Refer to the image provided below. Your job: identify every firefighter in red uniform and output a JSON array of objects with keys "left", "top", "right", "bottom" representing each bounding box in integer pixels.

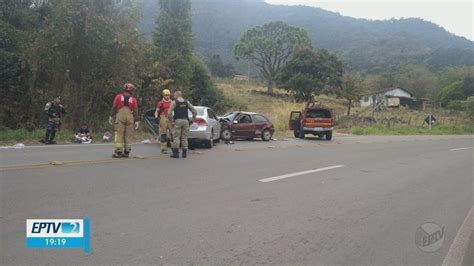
[
  {"left": 155, "top": 89, "right": 173, "bottom": 153},
  {"left": 109, "top": 83, "right": 139, "bottom": 158}
]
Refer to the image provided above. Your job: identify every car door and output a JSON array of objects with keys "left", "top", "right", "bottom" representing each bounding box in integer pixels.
[
  {"left": 207, "top": 108, "right": 220, "bottom": 140},
  {"left": 232, "top": 114, "right": 255, "bottom": 138},
  {"left": 252, "top": 114, "right": 269, "bottom": 136}
]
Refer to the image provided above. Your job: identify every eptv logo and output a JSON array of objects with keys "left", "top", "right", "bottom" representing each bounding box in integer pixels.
[
  {"left": 26, "top": 219, "right": 90, "bottom": 253},
  {"left": 27, "top": 219, "right": 83, "bottom": 238},
  {"left": 30, "top": 221, "right": 80, "bottom": 234}
]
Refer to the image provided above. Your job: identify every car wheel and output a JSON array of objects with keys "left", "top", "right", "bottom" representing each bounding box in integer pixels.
[
  {"left": 325, "top": 131, "right": 333, "bottom": 141},
  {"left": 188, "top": 139, "right": 195, "bottom": 150},
  {"left": 261, "top": 129, "right": 272, "bottom": 141},
  {"left": 220, "top": 128, "right": 232, "bottom": 141},
  {"left": 204, "top": 131, "right": 214, "bottom": 149}
]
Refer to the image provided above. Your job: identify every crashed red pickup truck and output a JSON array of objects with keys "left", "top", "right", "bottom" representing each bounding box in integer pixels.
[{"left": 289, "top": 102, "right": 334, "bottom": 140}]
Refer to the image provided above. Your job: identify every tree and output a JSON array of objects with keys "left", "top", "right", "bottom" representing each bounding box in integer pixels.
[
  {"left": 234, "top": 21, "right": 312, "bottom": 93},
  {"left": 277, "top": 48, "right": 343, "bottom": 102},
  {"left": 338, "top": 73, "right": 366, "bottom": 115},
  {"left": 153, "top": 0, "right": 194, "bottom": 89},
  {"left": 188, "top": 55, "right": 231, "bottom": 113},
  {"left": 437, "top": 75, "right": 474, "bottom": 107},
  {"left": 207, "top": 54, "right": 235, "bottom": 78},
  {"left": 0, "top": 0, "right": 148, "bottom": 129}
]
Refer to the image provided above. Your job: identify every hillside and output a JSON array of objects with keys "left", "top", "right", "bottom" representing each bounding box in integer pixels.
[{"left": 138, "top": 0, "right": 474, "bottom": 74}]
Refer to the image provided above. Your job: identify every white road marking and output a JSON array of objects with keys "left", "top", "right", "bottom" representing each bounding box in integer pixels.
[
  {"left": 449, "top": 147, "right": 472, "bottom": 151},
  {"left": 259, "top": 165, "right": 345, "bottom": 183},
  {"left": 442, "top": 206, "right": 473, "bottom": 266}
]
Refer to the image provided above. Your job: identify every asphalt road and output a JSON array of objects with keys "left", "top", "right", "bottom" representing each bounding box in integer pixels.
[{"left": 0, "top": 135, "right": 472, "bottom": 265}]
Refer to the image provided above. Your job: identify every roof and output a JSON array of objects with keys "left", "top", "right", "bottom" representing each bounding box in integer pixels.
[{"left": 361, "top": 87, "right": 413, "bottom": 97}]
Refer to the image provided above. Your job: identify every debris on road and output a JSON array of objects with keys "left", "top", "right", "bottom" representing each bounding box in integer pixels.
[
  {"left": 13, "top": 143, "right": 25, "bottom": 149},
  {"left": 49, "top": 161, "right": 64, "bottom": 165},
  {"left": 133, "top": 155, "right": 145, "bottom": 159}
]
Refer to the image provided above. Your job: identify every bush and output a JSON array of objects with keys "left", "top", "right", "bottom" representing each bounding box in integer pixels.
[
  {"left": 446, "top": 100, "right": 466, "bottom": 111},
  {"left": 188, "top": 55, "right": 236, "bottom": 113}
]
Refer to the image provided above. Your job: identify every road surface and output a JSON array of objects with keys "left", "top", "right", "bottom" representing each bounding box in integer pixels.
[{"left": 1, "top": 135, "right": 472, "bottom": 265}]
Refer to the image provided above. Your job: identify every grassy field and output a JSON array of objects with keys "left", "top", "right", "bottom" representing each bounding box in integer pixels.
[
  {"left": 215, "top": 79, "right": 348, "bottom": 136},
  {"left": 215, "top": 79, "right": 473, "bottom": 137}
]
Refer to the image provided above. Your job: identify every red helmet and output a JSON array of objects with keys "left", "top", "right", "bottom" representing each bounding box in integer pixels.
[{"left": 124, "top": 83, "right": 136, "bottom": 93}]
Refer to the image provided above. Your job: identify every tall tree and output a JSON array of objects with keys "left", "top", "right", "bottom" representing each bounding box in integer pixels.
[
  {"left": 277, "top": 48, "right": 343, "bottom": 102},
  {"left": 153, "top": 0, "right": 194, "bottom": 89},
  {"left": 338, "top": 73, "right": 366, "bottom": 115},
  {"left": 234, "top": 21, "right": 312, "bottom": 93}
]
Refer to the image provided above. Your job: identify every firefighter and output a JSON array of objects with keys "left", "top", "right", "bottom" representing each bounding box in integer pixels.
[
  {"left": 42, "top": 95, "right": 66, "bottom": 144},
  {"left": 168, "top": 90, "right": 197, "bottom": 158},
  {"left": 109, "top": 83, "right": 140, "bottom": 158},
  {"left": 155, "top": 89, "right": 173, "bottom": 154}
]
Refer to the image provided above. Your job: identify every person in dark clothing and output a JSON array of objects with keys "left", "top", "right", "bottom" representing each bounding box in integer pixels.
[{"left": 42, "top": 96, "right": 66, "bottom": 144}]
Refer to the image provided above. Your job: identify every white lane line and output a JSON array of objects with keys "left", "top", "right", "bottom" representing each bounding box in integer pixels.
[
  {"left": 449, "top": 147, "right": 472, "bottom": 151},
  {"left": 442, "top": 206, "right": 473, "bottom": 266},
  {"left": 259, "top": 165, "right": 345, "bottom": 183}
]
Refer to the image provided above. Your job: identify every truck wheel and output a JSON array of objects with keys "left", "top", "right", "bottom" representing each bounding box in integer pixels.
[
  {"left": 298, "top": 128, "right": 305, "bottom": 139},
  {"left": 293, "top": 130, "right": 299, "bottom": 138},
  {"left": 325, "top": 131, "right": 332, "bottom": 141}
]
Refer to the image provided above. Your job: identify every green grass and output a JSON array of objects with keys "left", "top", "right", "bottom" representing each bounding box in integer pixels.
[{"left": 349, "top": 123, "right": 474, "bottom": 135}]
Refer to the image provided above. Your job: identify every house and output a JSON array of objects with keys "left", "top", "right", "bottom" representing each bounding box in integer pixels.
[{"left": 360, "top": 87, "right": 416, "bottom": 109}]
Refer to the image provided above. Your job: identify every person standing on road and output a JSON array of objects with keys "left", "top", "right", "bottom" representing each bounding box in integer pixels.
[
  {"left": 168, "top": 90, "right": 197, "bottom": 158},
  {"left": 109, "top": 83, "right": 140, "bottom": 158},
  {"left": 155, "top": 89, "right": 173, "bottom": 154},
  {"left": 42, "top": 95, "right": 66, "bottom": 144}
]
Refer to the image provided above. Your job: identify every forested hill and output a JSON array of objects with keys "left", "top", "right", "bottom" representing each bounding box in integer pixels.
[{"left": 138, "top": 0, "right": 473, "bottom": 73}]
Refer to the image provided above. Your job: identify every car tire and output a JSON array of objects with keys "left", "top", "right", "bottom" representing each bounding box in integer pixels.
[
  {"left": 204, "top": 131, "right": 214, "bottom": 149},
  {"left": 261, "top": 129, "right": 272, "bottom": 141},
  {"left": 188, "top": 139, "right": 195, "bottom": 150},
  {"left": 220, "top": 128, "right": 232, "bottom": 141},
  {"left": 325, "top": 131, "right": 333, "bottom": 141}
]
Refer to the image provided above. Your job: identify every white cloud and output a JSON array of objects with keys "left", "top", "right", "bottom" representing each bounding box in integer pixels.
[{"left": 265, "top": 0, "right": 473, "bottom": 40}]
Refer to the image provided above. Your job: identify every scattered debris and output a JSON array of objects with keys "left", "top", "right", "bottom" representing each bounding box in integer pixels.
[
  {"left": 50, "top": 161, "right": 64, "bottom": 165},
  {"left": 192, "top": 151, "right": 203, "bottom": 155},
  {"left": 13, "top": 143, "right": 25, "bottom": 149},
  {"left": 102, "top": 131, "right": 113, "bottom": 142},
  {"left": 133, "top": 155, "right": 145, "bottom": 159}
]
